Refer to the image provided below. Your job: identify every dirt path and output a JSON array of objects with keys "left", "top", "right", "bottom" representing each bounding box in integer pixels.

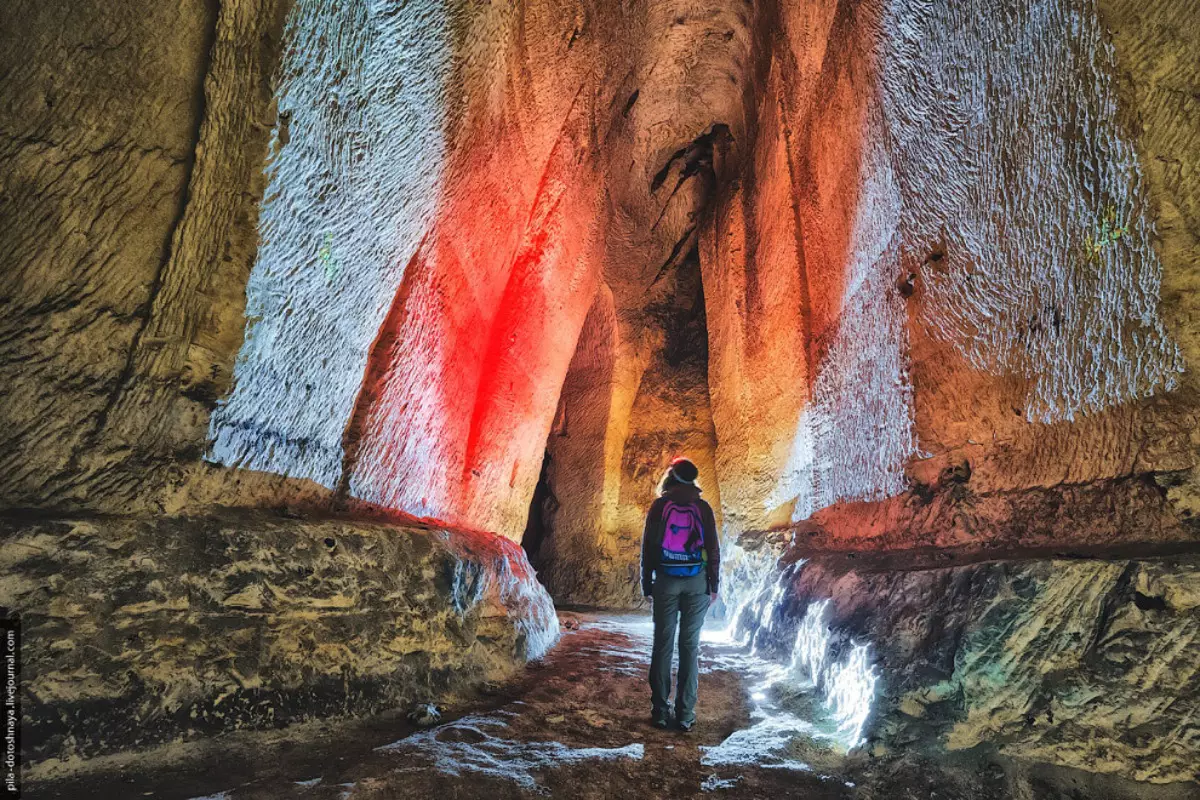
[{"left": 32, "top": 613, "right": 857, "bottom": 799}]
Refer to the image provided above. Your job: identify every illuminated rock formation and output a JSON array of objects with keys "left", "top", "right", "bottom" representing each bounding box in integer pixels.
[
  {"left": 705, "top": 0, "right": 1192, "bottom": 538},
  {"left": 8, "top": 0, "right": 1192, "bottom": 556},
  {"left": 729, "top": 544, "right": 1200, "bottom": 785},
  {"left": 1, "top": 0, "right": 1199, "bottom": 789},
  {"left": 4, "top": 513, "right": 556, "bottom": 762}
]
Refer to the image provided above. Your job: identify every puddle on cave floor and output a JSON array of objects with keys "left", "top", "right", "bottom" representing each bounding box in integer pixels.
[{"left": 36, "top": 613, "right": 859, "bottom": 800}]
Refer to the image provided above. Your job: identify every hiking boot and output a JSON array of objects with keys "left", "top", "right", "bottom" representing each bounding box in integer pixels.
[{"left": 651, "top": 710, "right": 671, "bottom": 729}]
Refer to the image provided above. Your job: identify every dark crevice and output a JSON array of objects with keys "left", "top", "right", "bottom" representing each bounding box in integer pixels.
[
  {"left": 661, "top": 246, "right": 709, "bottom": 370},
  {"left": 1084, "top": 562, "right": 1136, "bottom": 662},
  {"left": 1133, "top": 591, "right": 1168, "bottom": 611},
  {"left": 648, "top": 224, "right": 698, "bottom": 288},
  {"left": 622, "top": 89, "right": 639, "bottom": 117},
  {"left": 650, "top": 123, "right": 731, "bottom": 195},
  {"left": 521, "top": 449, "right": 558, "bottom": 576}
]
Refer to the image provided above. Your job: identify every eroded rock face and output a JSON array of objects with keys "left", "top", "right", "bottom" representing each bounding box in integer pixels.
[
  {"left": 1, "top": 513, "right": 557, "bottom": 763},
  {"left": 706, "top": 0, "right": 1199, "bottom": 538},
  {"left": 204, "top": 0, "right": 757, "bottom": 543},
  {"left": 732, "top": 546, "right": 1200, "bottom": 785},
  {"left": 6, "top": 0, "right": 1196, "bottom": 560},
  {"left": 0, "top": 0, "right": 329, "bottom": 516},
  {"left": 531, "top": 0, "right": 1200, "bottom": 603}
]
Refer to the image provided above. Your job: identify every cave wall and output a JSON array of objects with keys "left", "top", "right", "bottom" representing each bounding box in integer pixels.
[
  {"left": 1, "top": 0, "right": 1195, "bottom": 559},
  {"left": 1, "top": 0, "right": 569, "bottom": 765},
  {"left": 1099, "top": 0, "right": 1200, "bottom": 515},
  {"left": 4, "top": 0, "right": 1196, "bottom": 597},
  {"left": 2, "top": 514, "right": 555, "bottom": 764},
  {"left": 197, "top": 0, "right": 757, "bottom": 545},
  {"left": 0, "top": 0, "right": 319, "bottom": 516},
  {"left": 733, "top": 548, "right": 1200, "bottom": 785},
  {"left": 703, "top": 0, "right": 1200, "bottom": 548},
  {"left": 523, "top": 0, "right": 1200, "bottom": 580},
  {"left": 207, "top": 0, "right": 462, "bottom": 495},
  {"left": 3, "top": 0, "right": 1196, "bottom": 576},
  {"left": 206, "top": 0, "right": 615, "bottom": 539},
  {"left": 712, "top": 1, "right": 1200, "bottom": 787}
]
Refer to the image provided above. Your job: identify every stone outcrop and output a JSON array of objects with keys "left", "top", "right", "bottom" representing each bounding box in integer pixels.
[
  {"left": 734, "top": 544, "right": 1200, "bottom": 786},
  {"left": 2, "top": 513, "right": 556, "bottom": 764},
  {"left": 789, "top": 472, "right": 1199, "bottom": 554}
]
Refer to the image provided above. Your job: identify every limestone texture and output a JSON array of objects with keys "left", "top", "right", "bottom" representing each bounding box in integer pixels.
[
  {"left": 5, "top": 0, "right": 1198, "bottom": 570},
  {"left": 0, "top": 0, "right": 329, "bottom": 516},
  {"left": 705, "top": 0, "right": 1200, "bottom": 537},
  {"left": 1, "top": 513, "right": 556, "bottom": 764},
  {"left": 30, "top": 613, "right": 1198, "bottom": 800},
  {"left": 733, "top": 543, "right": 1200, "bottom": 785}
]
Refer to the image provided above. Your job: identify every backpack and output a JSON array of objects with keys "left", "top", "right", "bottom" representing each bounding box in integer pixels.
[{"left": 659, "top": 500, "right": 705, "bottom": 577}]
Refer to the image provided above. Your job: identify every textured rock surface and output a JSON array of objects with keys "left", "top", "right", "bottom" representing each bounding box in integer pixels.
[
  {"left": 734, "top": 545, "right": 1200, "bottom": 785},
  {"left": 0, "top": 0, "right": 329, "bottom": 516},
  {"left": 2, "top": 0, "right": 1199, "bottom": 787},
  {"left": 4, "top": 0, "right": 1197, "bottom": 552},
  {"left": 529, "top": 0, "right": 1200, "bottom": 601},
  {"left": 214, "top": 0, "right": 757, "bottom": 546},
  {"left": 30, "top": 612, "right": 1199, "bottom": 800},
  {"left": 705, "top": 0, "right": 1199, "bottom": 536},
  {"left": 1, "top": 513, "right": 556, "bottom": 764},
  {"left": 788, "top": 472, "right": 1199, "bottom": 553}
]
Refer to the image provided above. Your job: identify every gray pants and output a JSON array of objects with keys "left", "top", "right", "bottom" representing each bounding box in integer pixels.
[{"left": 650, "top": 572, "right": 710, "bottom": 723}]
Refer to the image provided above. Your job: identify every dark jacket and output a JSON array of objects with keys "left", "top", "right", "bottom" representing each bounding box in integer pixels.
[{"left": 640, "top": 483, "right": 720, "bottom": 597}]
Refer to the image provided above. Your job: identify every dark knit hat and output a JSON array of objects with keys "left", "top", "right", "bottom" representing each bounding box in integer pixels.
[{"left": 669, "top": 457, "right": 699, "bottom": 485}]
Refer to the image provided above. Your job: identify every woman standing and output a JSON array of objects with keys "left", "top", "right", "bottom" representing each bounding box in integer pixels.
[{"left": 640, "top": 457, "right": 721, "bottom": 731}]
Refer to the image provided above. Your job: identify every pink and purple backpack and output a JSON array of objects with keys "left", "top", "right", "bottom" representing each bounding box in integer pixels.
[{"left": 660, "top": 501, "right": 706, "bottom": 577}]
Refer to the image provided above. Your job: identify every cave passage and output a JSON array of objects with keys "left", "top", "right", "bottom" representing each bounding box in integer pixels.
[
  {"left": 522, "top": 239, "right": 724, "bottom": 609},
  {"left": 6, "top": 0, "right": 1199, "bottom": 796}
]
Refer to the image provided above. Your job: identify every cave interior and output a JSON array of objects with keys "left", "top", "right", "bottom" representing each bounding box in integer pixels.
[{"left": 2, "top": 0, "right": 1199, "bottom": 797}]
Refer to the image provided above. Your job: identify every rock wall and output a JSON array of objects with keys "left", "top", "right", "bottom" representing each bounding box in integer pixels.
[
  {"left": 0, "top": 0, "right": 564, "bottom": 766},
  {"left": 1, "top": 513, "right": 556, "bottom": 764},
  {"left": 197, "top": 0, "right": 757, "bottom": 545},
  {"left": 705, "top": 0, "right": 1200, "bottom": 544},
  {"left": 4, "top": 0, "right": 1197, "bottom": 581},
  {"left": 709, "top": 2, "right": 1200, "bottom": 788},
  {"left": 734, "top": 548, "right": 1200, "bottom": 785},
  {"left": 10, "top": 0, "right": 1191, "bottom": 593},
  {"left": 2, "top": 0, "right": 1199, "bottom": 780},
  {"left": 0, "top": 0, "right": 331, "bottom": 517}
]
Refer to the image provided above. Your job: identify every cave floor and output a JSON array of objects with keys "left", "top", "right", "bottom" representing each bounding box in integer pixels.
[{"left": 33, "top": 612, "right": 877, "bottom": 800}]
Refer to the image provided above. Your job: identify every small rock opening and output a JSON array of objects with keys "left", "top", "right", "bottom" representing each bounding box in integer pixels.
[{"left": 521, "top": 448, "right": 557, "bottom": 577}]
